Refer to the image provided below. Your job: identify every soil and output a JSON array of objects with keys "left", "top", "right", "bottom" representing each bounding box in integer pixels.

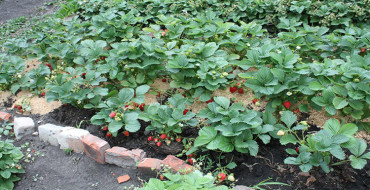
[
  {"left": 0, "top": 0, "right": 55, "bottom": 24},
  {"left": 10, "top": 135, "right": 141, "bottom": 190},
  {"left": 32, "top": 97, "right": 370, "bottom": 190},
  {"left": 229, "top": 139, "right": 370, "bottom": 190}
]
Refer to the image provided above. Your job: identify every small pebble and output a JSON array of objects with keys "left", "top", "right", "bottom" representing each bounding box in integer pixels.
[{"left": 32, "top": 132, "right": 39, "bottom": 136}]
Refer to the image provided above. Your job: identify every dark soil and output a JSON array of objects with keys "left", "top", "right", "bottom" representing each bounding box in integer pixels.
[
  {"left": 10, "top": 135, "right": 141, "bottom": 190},
  {"left": 230, "top": 139, "right": 370, "bottom": 190},
  {"left": 0, "top": 0, "right": 55, "bottom": 24},
  {"left": 40, "top": 103, "right": 370, "bottom": 190}
]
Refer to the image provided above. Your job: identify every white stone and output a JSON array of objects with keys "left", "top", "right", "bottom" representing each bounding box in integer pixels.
[
  {"left": 233, "top": 185, "right": 255, "bottom": 190},
  {"left": 56, "top": 127, "right": 90, "bottom": 153},
  {"left": 14, "top": 117, "right": 35, "bottom": 140},
  {"left": 32, "top": 132, "right": 39, "bottom": 136},
  {"left": 38, "top": 124, "right": 64, "bottom": 146}
]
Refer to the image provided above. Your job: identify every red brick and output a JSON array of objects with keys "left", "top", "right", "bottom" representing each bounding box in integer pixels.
[
  {"left": 117, "top": 175, "right": 130, "bottom": 184},
  {"left": 105, "top": 147, "right": 146, "bottom": 168},
  {"left": 131, "top": 148, "right": 146, "bottom": 159},
  {"left": 82, "top": 134, "right": 110, "bottom": 164},
  {"left": 137, "top": 158, "right": 162, "bottom": 176},
  {"left": 0, "top": 112, "right": 12, "bottom": 122},
  {"left": 161, "top": 155, "right": 194, "bottom": 174}
]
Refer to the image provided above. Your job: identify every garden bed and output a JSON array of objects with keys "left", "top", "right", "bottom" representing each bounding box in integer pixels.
[{"left": 1, "top": 0, "right": 370, "bottom": 189}]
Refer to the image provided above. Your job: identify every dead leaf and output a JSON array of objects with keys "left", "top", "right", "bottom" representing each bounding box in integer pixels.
[{"left": 306, "top": 176, "right": 316, "bottom": 186}]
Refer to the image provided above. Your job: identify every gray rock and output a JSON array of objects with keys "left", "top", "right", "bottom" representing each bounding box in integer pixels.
[
  {"left": 56, "top": 127, "right": 89, "bottom": 153},
  {"left": 233, "top": 185, "right": 255, "bottom": 190},
  {"left": 38, "top": 124, "right": 63, "bottom": 146},
  {"left": 14, "top": 117, "right": 35, "bottom": 140}
]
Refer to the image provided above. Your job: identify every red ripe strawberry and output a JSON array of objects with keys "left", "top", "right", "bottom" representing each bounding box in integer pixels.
[
  {"left": 296, "top": 147, "right": 299, "bottom": 153},
  {"left": 294, "top": 108, "right": 300, "bottom": 113},
  {"left": 188, "top": 158, "right": 194, "bottom": 165},
  {"left": 229, "top": 87, "right": 237, "bottom": 93},
  {"left": 20, "top": 110, "right": 23, "bottom": 114},
  {"left": 82, "top": 73, "right": 86, "bottom": 76},
  {"left": 157, "top": 92, "right": 161, "bottom": 97},
  {"left": 162, "top": 78, "right": 167, "bottom": 82},
  {"left": 41, "top": 92, "right": 45, "bottom": 96},
  {"left": 168, "top": 137, "right": 172, "bottom": 140},
  {"left": 14, "top": 105, "right": 18, "bottom": 109},
  {"left": 103, "top": 126, "right": 108, "bottom": 131},
  {"left": 123, "top": 131, "right": 129, "bottom": 136},
  {"left": 360, "top": 48, "right": 366, "bottom": 53},
  {"left": 160, "top": 175, "right": 164, "bottom": 181},
  {"left": 182, "top": 94, "right": 186, "bottom": 97},
  {"left": 188, "top": 153, "right": 195, "bottom": 158},
  {"left": 283, "top": 101, "right": 291, "bottom": 109},
  {"left": 183, "top": 109, "right": 189, "bottom": 115},
  {"left": 242, "top": 80, "right": 246, "bottom": 83},
  {"left": 18, "top": 106, "right": 22, "bottom": 110},
  {"left": 218, "top": 173, "right": 227, "bottom": 181},
  {"left": 148, "top": 136, "right": 154, "bottom": 141},
  {"left": 252, "top": 99, "right": 259, "bottom": 104},
  {"left": 109, "top": 112, "right": 116, "bottom": 118},
  {"left": 160, "top": 134, "right": 167, "bottom": 140},
  {"left": 206, "top": 98, "right": 214, "bottom": 104},
  {"left": 125, "top": 105, "right": 129, "bottom": 108},
  {"left": 154, "top": 138, "right": 159, "bottom": 142},
  {"left": 156, "top": 142, "right": 162, "bottom": 147},
  {"left": 238, "top": 88, "right": 244, "bottom": 94},
  {"left": 106, "top": 132, "right": 112, "bottom": 138},
  {"left": 176, "top": 137, "right": 181, "bottom": 142},
  {"left": 139, "top": 103, "right": 145, "bottom": 111},
  {"left": 229, "top": 71, "right": 233, "bottom": 74}
]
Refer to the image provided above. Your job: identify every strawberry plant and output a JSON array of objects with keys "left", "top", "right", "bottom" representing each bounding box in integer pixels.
[
  {"left": 0, "top": 120, "right": 14, "bottom": 136},
  {"left": 276, "top": 112, "right": 370, "bottom": 173},
  {"left": 193, "top": 97, "right": 272, "bottom": 155},
  {"left": 139, "top": 94, "right": 198, "bottom": 135},
  {"left": 45, "top": 67, "right": 108, "bottom": 109},
  {"left": 0, "top": 56, "right": 25, "bottom": 91},
  {"left": 140, "top": 170, "right": 230, "bottom": 190},
  {"left": 90, "top": 85, "right": 150, "bottom": 136},
  {"left": 0, "top": 140, "right": 25, "bottom": 189}
]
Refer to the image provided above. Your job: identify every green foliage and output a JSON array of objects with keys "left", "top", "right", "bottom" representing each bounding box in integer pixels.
[
  {"left": 279, "top": 115, "right": 369, "bottom": 173},
  {"left": 0, "top": 140, "right": 25, "bottom": 190},
  {"left": 0, "top": 120, "right": 14, "bottom": 136},
  {"left": 139, "top": 94, "right": 198, "bottom": 135},
  {"left": 193, "top": 97, "right": 271, "bottom": 155},
  {"left": 0, "top": 56, "right": 25, "bottom": 91},
  {"left": 140, "top": 170, "right": 230, "bottom": 190},
  {"left": 91, "top": 85, "right": 150, "bottom": 136}
]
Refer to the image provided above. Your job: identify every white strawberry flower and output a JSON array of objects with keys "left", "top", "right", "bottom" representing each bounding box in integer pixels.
[{"left": 277, "top": 130, "right": 285, "bottom": 136}]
